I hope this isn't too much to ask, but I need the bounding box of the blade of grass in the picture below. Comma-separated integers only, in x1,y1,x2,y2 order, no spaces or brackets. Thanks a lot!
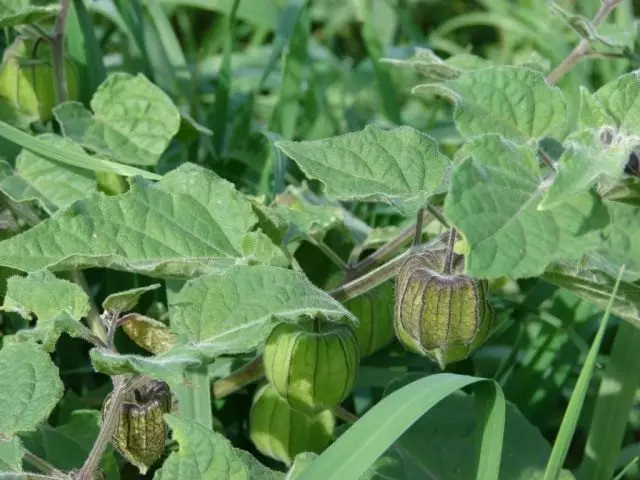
298,374,505,480
543,266,626,480
212,0,241,157
66,0,107,103
257,0,307,92
0,120,160,180
113,0,154,78
581,319,640,480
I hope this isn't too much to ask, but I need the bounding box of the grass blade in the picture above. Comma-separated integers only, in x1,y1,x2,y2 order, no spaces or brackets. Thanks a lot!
581,319,640,480
543,266,626,480
0,120,160,180
299,373,505,480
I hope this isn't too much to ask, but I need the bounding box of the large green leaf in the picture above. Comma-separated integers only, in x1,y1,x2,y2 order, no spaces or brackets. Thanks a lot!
0,437,24,472
0,163,284,277
0,342,63,436
444,135,607,278
0,134,97,215
154,415,283,480
300,374,504,480
53,72,180,166
540,129,632,210
369,388,569,480
276,125,452,216
597,201,640,280
0,0,58,28
91,265,355,378
414,67,567,142
20,410,119,479
592,70,640,136
1,270,91,350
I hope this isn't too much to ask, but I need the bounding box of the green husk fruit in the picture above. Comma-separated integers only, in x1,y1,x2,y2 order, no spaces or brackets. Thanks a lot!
249,383,335,466
263,317,359,415
394,231,493,368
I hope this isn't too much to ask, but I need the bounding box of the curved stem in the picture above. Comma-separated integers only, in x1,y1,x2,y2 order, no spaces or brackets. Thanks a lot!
546,0,624,85
212,356,265,399
442,228,457,275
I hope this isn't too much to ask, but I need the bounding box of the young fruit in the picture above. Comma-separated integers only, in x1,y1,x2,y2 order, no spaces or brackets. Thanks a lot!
344,280,395,358
249,383,335,466
263,318,359,415
394,231,493,369
102,378,171,474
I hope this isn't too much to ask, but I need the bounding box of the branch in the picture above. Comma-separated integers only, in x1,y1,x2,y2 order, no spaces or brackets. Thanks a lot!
22,450,65,478
212,356,265,399
51,0,71,103
546,0,625,85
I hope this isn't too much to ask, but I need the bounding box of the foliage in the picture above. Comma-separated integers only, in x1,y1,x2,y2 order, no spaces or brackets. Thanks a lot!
0,0,638,479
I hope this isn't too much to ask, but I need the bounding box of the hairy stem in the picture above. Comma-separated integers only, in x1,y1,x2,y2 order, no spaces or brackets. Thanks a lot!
426,204,449,228
212,356,265,399
307,236,348,271
23,450,65,478
51,0,70,103
442,228,457,275
413,207,425,246
546,0,624,85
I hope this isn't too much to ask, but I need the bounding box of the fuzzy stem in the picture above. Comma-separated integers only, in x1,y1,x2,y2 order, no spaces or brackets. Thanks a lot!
545,0,624,86
442,228,457,275
212,356,265,399
23,450,65,478
425,204,449,228
51,0,70,103
412,207,425,247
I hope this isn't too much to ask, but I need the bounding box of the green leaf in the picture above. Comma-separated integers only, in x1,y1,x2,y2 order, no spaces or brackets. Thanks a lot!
540,129,632,210
0,134,97,215
154,415,283,480
443,135,607,278
276,126,452,216
0,437,24,472
370,387,564,480
578,87,616,130
598,201,640,280
592,70,640,137
53,73,181,166
0,163,283,277
0,1,58,28
542,262,640,326
102,284,161,313
20,410,118,479
1,270,91,350
414,67,567,143
382,47,489,81
299,373,504,480
0,342,64,436
91,265,355,378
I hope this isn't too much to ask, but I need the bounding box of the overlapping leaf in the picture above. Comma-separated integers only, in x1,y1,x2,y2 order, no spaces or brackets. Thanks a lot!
154,415,283,480
0,163,284,277
444,135,607,278
276,125,451,216
414,66,567,143
53,72,181,166
0,342,64,436
0,437,24,472
0,0,58,28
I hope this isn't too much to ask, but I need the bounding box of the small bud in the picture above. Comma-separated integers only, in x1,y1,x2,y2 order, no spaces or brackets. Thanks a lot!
345,281,395,358
249,383,334,466
394,231,493,369
102,378,171,474
263,318,359,415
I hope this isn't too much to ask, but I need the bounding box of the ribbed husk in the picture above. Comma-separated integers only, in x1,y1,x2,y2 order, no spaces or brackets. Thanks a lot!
263,319,359,415
249,383,335,466
102,378,171,474
345,280,395,358
394,238,493,369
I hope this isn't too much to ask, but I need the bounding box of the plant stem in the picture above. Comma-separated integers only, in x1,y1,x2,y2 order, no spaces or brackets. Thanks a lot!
442,228,457,275
23,450,65,478
76,376,145,480
307,236,348,271
212,356,265,399
52,0,70,104
413,207,425,247
333,405,359,424
426,204,449,228
329,249,409,302
545,0,624,85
